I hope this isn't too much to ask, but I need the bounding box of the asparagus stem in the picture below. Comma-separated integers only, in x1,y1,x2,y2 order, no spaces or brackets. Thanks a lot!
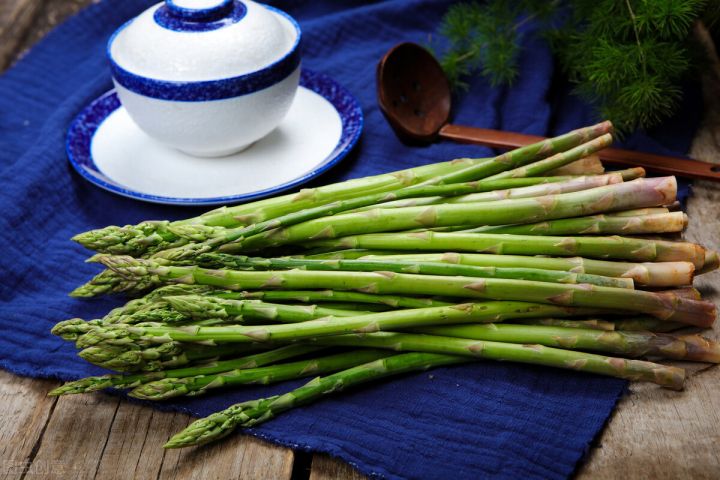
48,345,325,396
407,324,720,362
194,253,635,289
348,172,626,213
234,290,452,309
207,177,676,253
166,173,626,250
87,256,716,325
510,318,616,331
164,352,469,448
468,212,687,236
611,318,688,332
72,302,604,349
164,296,370,323
129,349,391,400
481,135,613,180
304,332,688,386
306,231,705,268
359,252,694,287
545,155,604,175
165,338,683,448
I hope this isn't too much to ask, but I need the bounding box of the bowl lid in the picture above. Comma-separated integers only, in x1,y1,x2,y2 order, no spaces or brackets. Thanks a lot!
108,0,299,82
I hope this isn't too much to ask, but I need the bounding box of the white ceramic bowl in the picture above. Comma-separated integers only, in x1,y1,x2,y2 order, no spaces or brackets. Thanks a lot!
107,0,301,157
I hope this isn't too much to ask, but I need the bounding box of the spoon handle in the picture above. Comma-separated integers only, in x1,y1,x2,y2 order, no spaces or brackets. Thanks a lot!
438,124,720,181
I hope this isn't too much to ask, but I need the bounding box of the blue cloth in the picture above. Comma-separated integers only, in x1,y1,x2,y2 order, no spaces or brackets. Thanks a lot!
0,1,700,479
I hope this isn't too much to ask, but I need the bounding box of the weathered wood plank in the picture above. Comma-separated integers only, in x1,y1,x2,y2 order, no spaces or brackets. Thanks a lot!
0,0,42,70
0,371,59,480
92,401,295,480
309,455,365,480
28,391,122,480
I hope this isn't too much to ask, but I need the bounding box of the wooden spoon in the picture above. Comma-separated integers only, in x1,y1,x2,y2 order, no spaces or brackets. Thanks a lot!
376,42,720,181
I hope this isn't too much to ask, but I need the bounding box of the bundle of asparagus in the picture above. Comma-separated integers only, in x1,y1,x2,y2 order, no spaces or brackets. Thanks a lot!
53,121,719,450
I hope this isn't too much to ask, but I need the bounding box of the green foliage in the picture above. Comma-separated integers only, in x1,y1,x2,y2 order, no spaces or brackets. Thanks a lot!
435,0,712,132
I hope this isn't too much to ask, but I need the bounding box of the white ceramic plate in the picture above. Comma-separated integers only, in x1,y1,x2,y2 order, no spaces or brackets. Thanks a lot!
66,69,363,205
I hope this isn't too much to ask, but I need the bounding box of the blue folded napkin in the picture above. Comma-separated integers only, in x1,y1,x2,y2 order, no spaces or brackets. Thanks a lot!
0,1,700,479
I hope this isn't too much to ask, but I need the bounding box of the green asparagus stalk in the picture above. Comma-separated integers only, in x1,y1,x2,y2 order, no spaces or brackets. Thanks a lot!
72,302,604,349
206,177,676,253
359,253,695,287
545,155,604,175
510,318,616,330
469,212,687,236
103,285,217,323
129,349,391,400
611,318,687,332
480,139,615,181
77,338,267,372
165,169,626,249
407,324,720,362
74,122,613,256
305,332,689,386
164,352,469,448
164,344,682,448
194,253,634,289
235,290,452,309
86,256,716,325
306,231,705,268
345,171,631,213
48,345,325,396
164,296,370,323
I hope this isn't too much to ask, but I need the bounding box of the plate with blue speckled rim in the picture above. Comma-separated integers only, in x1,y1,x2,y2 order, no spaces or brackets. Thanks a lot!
66,69,363,206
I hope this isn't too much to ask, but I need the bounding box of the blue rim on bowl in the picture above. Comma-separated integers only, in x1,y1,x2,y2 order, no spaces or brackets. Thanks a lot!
66,68,364,206
107,3,302,101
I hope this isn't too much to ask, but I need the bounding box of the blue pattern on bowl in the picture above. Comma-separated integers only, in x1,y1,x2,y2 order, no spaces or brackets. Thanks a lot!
154,0,247,32
66,69,364,206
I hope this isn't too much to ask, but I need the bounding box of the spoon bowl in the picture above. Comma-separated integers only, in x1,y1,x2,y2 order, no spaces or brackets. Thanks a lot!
376,42,450,143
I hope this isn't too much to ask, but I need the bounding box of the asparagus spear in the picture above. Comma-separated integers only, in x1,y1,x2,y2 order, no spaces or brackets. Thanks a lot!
208,177,676,253
71,302,604,350
164,352,469,448
49,345,325,396
235,290,452,309
359,253,695,287
407,324,720,362
471,212,687,236
545,155,604,175
165,345,682,448
511,318,616,330
345,171,629,213
77,339,267,372
166,170,626,249
611,318,687,332
194,253,634,289
164,296,370,323
304,332,690,385
306,231,705,268
85,256,716,325
129,349,391,400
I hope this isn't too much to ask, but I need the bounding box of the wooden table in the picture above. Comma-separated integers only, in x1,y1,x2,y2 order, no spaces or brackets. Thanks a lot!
1,2,718,479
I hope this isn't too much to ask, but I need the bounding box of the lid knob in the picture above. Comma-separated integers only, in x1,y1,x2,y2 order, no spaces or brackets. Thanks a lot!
164,0,235,22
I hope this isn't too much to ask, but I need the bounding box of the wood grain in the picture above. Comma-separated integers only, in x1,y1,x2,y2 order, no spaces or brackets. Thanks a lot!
0,0,42,70
309,455,365,480
0,371,59,480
